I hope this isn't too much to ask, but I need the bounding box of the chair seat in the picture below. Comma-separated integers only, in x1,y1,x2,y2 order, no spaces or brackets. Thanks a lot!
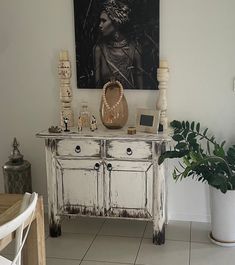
0,255,11,265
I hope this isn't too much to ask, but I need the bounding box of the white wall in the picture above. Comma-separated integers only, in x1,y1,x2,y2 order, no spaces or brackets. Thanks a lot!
0,0,235,222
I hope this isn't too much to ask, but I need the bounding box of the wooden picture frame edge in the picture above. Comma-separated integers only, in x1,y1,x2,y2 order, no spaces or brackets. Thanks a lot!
136,108,160,134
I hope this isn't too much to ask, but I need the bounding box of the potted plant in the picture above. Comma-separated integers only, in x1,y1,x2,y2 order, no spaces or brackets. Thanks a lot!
159,120,235,246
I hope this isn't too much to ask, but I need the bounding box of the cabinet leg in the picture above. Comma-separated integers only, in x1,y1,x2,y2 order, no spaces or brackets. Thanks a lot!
153,225,165,245
49,222,61,237
49,213,61,237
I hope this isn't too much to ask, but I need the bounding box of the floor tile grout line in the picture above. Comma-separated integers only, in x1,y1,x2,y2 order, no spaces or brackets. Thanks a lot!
82,258,135,264
134,221,148,265
78,235,98,265
90,234,143,239
79,217,107,265
46,256,82,261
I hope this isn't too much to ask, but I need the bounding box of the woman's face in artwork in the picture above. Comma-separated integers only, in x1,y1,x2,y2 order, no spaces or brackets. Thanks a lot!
99,11,115,37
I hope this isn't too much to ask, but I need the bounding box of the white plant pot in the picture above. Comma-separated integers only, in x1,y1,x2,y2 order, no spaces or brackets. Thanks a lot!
209,186,235,247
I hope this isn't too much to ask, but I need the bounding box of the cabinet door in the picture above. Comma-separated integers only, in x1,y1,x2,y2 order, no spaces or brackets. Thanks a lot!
56,158,103,216
104,161,153,218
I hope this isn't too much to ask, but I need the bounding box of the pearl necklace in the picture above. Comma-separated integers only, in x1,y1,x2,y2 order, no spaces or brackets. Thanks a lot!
102,80,124,111
102,80,124,121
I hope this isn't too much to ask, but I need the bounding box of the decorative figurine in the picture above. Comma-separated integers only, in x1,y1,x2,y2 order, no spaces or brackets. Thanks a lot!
58,50,74,128
78,116,83,131
90,115,97,131
63,117,70,132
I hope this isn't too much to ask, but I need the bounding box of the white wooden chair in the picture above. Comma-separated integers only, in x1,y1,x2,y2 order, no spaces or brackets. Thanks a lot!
0,192,38,265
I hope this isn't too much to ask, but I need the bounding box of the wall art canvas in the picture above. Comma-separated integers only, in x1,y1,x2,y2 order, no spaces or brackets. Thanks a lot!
74,0,159,89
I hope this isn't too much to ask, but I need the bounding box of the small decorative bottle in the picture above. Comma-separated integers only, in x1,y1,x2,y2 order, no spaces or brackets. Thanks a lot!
79,102,90,128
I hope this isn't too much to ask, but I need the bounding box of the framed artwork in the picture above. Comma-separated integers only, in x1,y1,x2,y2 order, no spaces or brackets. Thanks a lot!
74,0,159,89
136,108,160,133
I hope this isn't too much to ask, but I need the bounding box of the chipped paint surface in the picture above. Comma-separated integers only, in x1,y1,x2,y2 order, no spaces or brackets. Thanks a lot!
57,139,101,157
106,140,152,160
108,208,151,219
38,128,169,244
63,204,104,216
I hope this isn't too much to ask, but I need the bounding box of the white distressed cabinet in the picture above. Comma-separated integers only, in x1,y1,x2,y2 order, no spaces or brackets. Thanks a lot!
37,128,169,245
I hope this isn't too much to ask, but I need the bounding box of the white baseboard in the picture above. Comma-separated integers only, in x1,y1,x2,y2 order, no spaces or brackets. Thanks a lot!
168,212,211,223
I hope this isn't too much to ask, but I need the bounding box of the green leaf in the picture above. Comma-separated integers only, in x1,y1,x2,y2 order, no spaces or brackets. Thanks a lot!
190,121,195,130
187,132,196,142
213,145,225,158
229,177,235,189
210,136,215,143
188,171,194,176
175,142,187,150
174,128,182,134
158,151,182,165
221,141,226,147
190,142,200,152
179,161,186,169
178,150,190,157
227,146,235,159
172,134,184,142
189,151,201,162
170,120,182,129
207,140,211,155
182,129,189,138
182,121,185,129
183,157,191,167
210,175,226,186
186,121,190,130
182,166,192,178
220,182,228,193
158,154,166,165
196,123,200,133
173,169,179,180
203,128,208,136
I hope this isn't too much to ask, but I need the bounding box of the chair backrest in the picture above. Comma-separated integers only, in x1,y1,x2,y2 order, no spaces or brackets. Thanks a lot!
0,192,38,265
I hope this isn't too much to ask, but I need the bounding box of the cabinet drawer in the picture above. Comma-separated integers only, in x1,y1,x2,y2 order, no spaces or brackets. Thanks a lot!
57,139,101,157
106,140,152,160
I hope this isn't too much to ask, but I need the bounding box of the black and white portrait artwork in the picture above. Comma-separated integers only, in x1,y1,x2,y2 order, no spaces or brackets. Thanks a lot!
74,0,159,89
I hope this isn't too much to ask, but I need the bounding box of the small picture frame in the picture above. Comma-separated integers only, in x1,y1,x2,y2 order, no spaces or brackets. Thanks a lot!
136,108,160,133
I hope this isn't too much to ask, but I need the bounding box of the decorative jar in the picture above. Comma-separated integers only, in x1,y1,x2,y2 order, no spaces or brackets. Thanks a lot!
2,138,32,194
100,80,128,129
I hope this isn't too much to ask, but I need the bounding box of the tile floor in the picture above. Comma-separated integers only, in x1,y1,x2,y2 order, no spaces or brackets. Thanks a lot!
2,217,235,265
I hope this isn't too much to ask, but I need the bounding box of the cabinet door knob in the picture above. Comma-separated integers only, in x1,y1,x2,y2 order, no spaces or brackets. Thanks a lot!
75,145,81,153
94,163,100,170
107,163,112,171
126,147,133,155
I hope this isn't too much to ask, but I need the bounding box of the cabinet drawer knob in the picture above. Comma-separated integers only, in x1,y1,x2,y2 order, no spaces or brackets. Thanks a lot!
126,148,133,155
75,145,81,153
94,163,100,170
107,163,112,171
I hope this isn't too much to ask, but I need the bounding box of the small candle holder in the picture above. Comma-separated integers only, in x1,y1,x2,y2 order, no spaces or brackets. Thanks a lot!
58,50,74,128
156,60,169,132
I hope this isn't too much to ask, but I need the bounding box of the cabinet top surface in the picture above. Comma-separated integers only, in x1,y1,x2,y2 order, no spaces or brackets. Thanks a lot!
36,127,171,142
